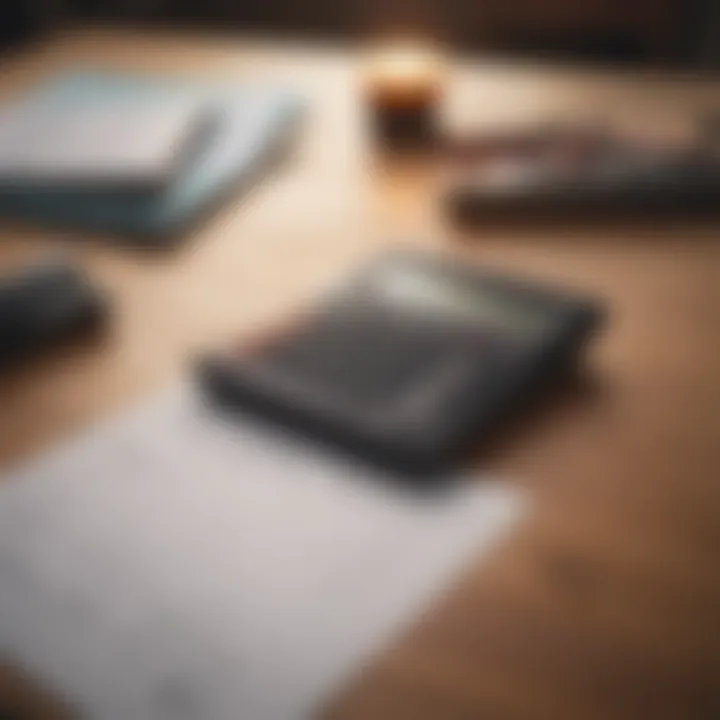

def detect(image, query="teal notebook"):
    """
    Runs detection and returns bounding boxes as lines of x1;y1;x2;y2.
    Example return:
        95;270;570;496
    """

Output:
0;71;302;243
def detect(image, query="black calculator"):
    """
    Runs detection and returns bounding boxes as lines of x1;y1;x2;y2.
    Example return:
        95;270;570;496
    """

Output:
199;249;604;478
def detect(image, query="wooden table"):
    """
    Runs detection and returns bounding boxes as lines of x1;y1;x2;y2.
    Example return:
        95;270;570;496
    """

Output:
0;28;719;720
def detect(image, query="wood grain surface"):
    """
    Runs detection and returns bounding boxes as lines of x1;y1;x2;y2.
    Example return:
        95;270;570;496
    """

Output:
0;27;718;720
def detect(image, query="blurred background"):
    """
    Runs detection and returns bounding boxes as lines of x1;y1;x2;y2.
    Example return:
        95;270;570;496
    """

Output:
2;0;720;69
0;0;718;718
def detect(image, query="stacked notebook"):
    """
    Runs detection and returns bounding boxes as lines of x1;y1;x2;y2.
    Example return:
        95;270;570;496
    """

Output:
0;71;301;243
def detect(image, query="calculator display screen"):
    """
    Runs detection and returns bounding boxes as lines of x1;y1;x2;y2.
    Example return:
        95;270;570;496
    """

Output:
373;265;559;340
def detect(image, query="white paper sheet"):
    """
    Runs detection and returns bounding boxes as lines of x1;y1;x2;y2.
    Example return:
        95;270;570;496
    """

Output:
0;386;525;720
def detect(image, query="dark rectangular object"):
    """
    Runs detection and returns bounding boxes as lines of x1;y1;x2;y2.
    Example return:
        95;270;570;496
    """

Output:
443;130;720;223
0;260;108;365
198;250;603;478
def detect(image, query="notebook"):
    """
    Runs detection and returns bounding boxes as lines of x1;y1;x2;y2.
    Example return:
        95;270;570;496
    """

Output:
0;384;525;720
199;249;604;478
0;96;214;193
0;71;302;243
